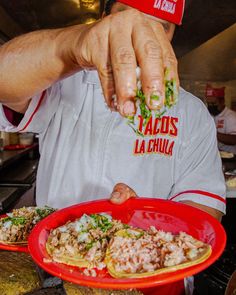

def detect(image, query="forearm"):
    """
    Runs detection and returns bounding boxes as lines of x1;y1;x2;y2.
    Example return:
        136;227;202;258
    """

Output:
0;25;87;108
181;200;223;221
217;132;236;145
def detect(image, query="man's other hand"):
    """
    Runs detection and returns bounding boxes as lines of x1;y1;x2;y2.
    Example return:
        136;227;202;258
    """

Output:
110;183;137;204
109;184;223;222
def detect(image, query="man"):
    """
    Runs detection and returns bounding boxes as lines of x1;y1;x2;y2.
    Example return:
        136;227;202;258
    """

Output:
0;0;226;294
0;0;225;217
206;84;236;154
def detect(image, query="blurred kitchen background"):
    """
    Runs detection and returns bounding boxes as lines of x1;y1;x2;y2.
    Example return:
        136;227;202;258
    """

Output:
0;1;235;294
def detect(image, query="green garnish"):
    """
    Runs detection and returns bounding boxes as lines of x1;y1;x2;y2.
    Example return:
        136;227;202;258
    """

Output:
2;216;26;226
165;79;177;108
136;232;144;239
125;229;144;239
155;109;166;119
127;68;177;136
36;206;55;219
127;115;135;125
138;89;152;126
85;241;95;251
90;214;113;232
127;122;145;137
123;224;130;229
150;94;160;101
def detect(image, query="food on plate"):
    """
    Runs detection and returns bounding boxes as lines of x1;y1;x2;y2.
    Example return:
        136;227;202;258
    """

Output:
46;213;211;278
105;227;211;278
220;151;234;159
0;206;55;245
46;213;127;268
226;176;236;188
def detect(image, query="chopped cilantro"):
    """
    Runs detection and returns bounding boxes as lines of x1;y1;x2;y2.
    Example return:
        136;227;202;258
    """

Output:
36;206;55;219
155;109;166;119
2;216;26;226
123;224;130;229
85;241;95;251
136;232;144;239
150;94;160;101
90;214;113;232
126;68;177;136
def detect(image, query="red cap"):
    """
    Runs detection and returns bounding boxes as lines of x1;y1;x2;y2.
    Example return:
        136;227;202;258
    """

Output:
117;0;185;25
206;84;225;98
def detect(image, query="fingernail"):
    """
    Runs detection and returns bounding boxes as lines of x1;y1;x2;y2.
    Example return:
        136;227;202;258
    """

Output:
111;191;120;200
150;91;162;108
122;100;136;117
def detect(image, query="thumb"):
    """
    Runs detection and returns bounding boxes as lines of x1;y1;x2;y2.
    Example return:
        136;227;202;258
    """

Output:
110;183;137;205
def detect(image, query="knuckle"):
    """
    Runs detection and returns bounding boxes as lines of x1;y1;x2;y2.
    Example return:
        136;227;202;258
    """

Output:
88;20;109;42
108;13;117;24
145;78;163;91
126;8;142;18
102;82;115;94
165;54;178;67
156;21;165;30
144;40;162;59
114;47;135;65
88;23;98;36
88;27;101;45
99;63;113;79
118;86;135;99
150;76;164;84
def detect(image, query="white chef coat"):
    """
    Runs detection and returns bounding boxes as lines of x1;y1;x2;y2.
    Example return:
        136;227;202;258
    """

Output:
0;70;226;213
214;107;236;154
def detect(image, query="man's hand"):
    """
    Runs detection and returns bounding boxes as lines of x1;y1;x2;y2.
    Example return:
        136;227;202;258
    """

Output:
181;200;223;222
73;8;179;116
110;183;223;222
110;183;137;204
217;132;236;146
0;9;178;115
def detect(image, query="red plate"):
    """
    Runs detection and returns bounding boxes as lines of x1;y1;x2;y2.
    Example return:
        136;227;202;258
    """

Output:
28;198;226;290
0;215;28;253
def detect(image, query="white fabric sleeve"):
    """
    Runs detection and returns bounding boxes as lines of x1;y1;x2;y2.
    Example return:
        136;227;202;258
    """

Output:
0;82;61;134
169;106;226;214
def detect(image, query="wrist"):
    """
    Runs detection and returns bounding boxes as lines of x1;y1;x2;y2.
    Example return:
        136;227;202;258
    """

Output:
55;24;90;72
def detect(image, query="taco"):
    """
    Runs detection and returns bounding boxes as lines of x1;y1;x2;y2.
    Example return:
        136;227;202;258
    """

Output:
105;226;212;278
0;206;55;245
46;213;127;268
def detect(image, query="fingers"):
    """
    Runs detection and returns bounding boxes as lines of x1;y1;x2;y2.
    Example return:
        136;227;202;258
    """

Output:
109;12;137;116
86;21;115;108
98;58;115;109
132;19;165;110
110;183;137;205
149;21;179;100
82;9;178;115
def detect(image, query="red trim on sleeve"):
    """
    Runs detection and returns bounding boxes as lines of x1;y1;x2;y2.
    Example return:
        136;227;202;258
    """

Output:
169;190;226;204
19;90;46;132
